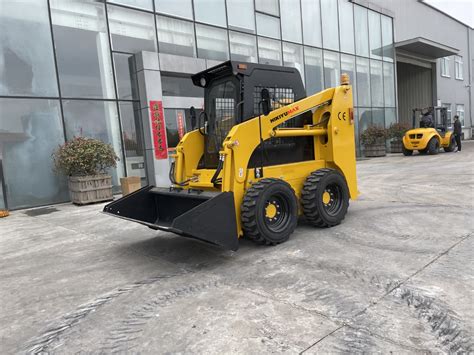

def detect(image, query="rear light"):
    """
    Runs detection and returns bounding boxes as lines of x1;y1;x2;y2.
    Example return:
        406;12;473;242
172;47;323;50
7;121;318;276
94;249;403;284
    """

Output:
349;108;354;125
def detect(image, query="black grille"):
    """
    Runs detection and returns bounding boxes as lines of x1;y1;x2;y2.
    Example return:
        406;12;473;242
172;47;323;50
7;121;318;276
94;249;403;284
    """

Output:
254;86;295;116
215;97;235;149
254;86;297;146
416;133;423;139
409;134;415;139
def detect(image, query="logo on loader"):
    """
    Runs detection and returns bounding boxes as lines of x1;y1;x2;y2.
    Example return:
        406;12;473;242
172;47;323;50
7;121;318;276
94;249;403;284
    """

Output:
270;106;299;123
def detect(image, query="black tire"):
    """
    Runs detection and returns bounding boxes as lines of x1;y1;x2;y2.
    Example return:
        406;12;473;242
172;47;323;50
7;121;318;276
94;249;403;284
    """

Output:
241;178;298;245
402;145;413;156
427;137;439;155
444;136;455;152
301;169;349;228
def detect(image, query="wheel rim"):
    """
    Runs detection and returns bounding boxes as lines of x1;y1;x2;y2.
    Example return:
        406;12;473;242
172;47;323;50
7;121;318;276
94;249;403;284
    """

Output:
322;184;343;216
263;194;291;233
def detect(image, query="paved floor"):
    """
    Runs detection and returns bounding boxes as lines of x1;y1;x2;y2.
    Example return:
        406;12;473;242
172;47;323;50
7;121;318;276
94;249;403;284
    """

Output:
1;142;473;354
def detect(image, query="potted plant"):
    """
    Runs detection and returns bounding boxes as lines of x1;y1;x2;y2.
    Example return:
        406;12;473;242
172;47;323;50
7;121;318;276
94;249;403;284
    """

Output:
360;126;388;157
387;122;411;153
52;137;119;205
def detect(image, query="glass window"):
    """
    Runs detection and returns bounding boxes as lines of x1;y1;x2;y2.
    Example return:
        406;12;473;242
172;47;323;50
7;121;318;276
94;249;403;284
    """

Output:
194;0;227;27
196;24;229;61
301;0;322;48
339;0;355;54
321;0;339;51
119;101;147;184
227;0;255;32
0;99;68;209
161;75;204;97
229;32;258;63
383;62;395;107
353;108;361;156
441;57;450;77
50;0;115;99
157;16;196;57
155;0;193;19
341;54;357;106
455;56;463;80
381;15;393;62
323;51;340;88
368;11;382;60
456;104;465;126
0;168;5;209
283;43;304;83
255;0;279;16
280;0;302;43
114;53;139;100
385;108;396;128
62;100;125;187
358;107;372;136
107;5;157;53
304;47;323;95
164;108;188;148
370;60;383;107
0;0;58;97
354;5;369;57
108;0;152;10
442;103;452;127
258;37;282;65
371;108;385;127
356;57;371;106
256;13;281;39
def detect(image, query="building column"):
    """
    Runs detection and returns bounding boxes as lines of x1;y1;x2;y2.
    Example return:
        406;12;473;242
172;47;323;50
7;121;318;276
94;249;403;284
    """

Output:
134;51;170;187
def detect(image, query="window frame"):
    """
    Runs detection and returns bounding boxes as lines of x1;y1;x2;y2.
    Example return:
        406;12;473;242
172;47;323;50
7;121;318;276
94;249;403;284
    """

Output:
442;103;452;127
440;57;450;78
456;104;465;127
454;55;463;80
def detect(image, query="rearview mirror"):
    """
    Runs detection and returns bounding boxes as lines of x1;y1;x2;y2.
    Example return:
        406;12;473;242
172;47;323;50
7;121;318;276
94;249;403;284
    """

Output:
190;106;196;130
261;88;271;116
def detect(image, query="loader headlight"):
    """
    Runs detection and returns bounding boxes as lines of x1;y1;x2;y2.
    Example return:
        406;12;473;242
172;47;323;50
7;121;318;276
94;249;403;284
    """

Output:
200;77;206;87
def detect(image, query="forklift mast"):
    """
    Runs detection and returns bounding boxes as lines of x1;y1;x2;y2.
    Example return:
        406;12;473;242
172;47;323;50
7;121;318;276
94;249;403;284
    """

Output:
412;106;448;130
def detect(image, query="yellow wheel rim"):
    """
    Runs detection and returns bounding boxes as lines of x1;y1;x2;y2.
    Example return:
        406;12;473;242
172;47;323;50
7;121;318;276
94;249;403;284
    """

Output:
322;191;331;205
265;203;277;219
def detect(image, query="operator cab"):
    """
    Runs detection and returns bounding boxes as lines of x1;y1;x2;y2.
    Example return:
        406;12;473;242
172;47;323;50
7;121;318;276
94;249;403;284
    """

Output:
190;61;312;169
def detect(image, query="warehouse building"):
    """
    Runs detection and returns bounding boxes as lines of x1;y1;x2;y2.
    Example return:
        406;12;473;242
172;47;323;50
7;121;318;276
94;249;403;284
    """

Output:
0;0;472;209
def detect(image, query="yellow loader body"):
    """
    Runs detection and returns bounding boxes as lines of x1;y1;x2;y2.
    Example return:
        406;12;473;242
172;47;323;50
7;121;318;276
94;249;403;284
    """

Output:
104;62;358;250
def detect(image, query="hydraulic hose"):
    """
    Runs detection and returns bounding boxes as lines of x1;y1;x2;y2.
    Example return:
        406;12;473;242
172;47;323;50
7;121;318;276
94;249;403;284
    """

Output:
169;161;191;186
210;154;224;186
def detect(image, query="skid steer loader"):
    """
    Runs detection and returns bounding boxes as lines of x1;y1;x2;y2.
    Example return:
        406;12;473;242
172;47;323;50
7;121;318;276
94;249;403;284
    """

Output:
104;61;358;250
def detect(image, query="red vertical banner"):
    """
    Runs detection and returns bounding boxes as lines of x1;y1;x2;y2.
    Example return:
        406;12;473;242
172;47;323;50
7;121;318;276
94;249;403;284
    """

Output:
176;111;185;139
149;100;168;160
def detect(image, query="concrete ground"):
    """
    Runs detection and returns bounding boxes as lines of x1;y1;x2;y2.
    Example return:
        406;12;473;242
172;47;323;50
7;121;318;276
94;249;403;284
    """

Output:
1;142;473;354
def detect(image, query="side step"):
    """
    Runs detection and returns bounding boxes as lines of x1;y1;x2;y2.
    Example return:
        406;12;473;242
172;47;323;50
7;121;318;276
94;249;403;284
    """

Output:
103;186;239;250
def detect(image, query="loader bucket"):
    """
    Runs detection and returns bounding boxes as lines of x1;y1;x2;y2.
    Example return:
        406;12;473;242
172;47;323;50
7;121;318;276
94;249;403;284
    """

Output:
103;186;239;250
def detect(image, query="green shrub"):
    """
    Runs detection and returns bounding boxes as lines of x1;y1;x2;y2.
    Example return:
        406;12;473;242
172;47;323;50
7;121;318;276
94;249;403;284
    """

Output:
360;126;387;146
387;122;411;140
52;137;119;176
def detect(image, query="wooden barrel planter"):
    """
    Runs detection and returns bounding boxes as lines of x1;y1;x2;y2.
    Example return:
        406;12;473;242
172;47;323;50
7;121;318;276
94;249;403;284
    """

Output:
363;143;386;157
68;175;113;205
390;140;403;153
